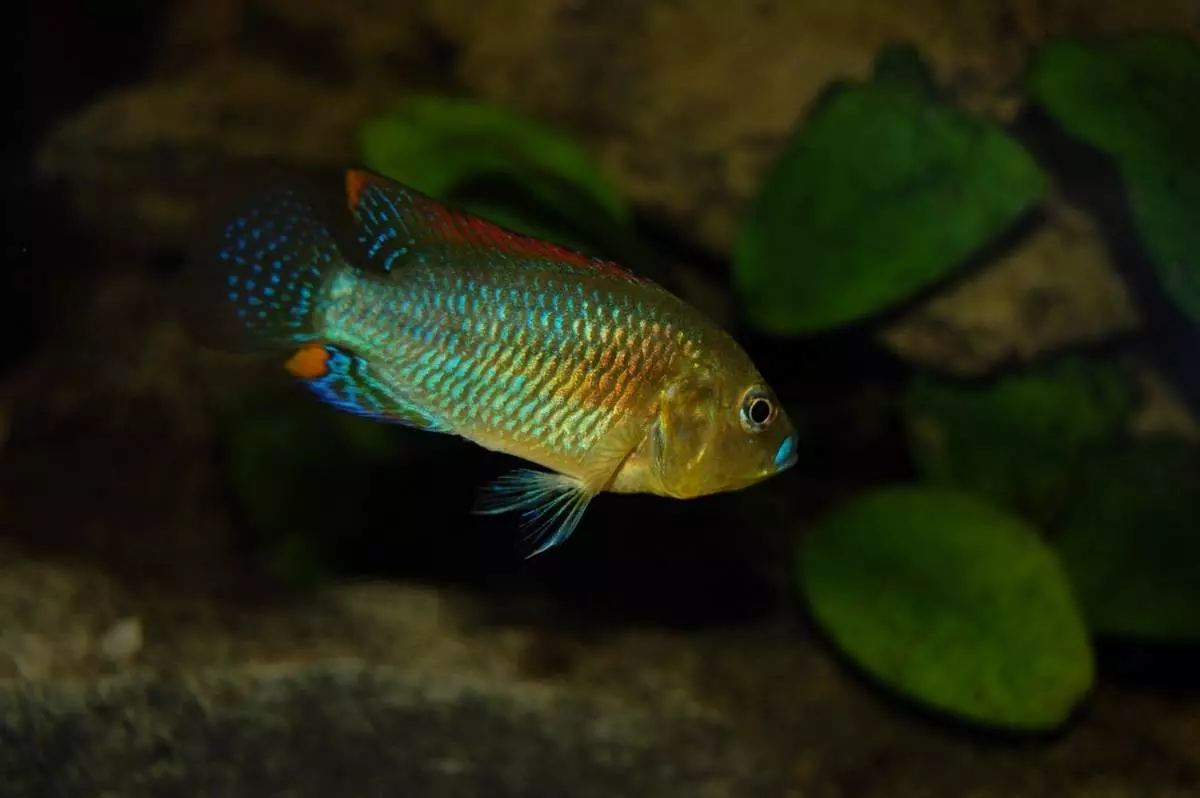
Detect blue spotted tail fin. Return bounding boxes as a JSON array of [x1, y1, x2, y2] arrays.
[[178, 178, 350, 355]]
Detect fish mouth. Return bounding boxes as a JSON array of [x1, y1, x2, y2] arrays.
[[772, 433, 798, 472]]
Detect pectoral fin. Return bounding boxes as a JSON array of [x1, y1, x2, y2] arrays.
[[474, 470, 594, 558], [473, 414, 646, 557]]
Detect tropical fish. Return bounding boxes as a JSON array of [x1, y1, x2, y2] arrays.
[[182, 168, 797, 556]]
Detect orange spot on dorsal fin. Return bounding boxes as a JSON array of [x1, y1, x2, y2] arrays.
[[345, 168, 393, 213], [285, 343, 331, 379]]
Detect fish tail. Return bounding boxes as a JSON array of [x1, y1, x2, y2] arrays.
[[176, 178, 351, 355], [175, 170, 456, 430]]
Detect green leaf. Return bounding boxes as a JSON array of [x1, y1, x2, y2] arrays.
[[735, 70, 1047, 336], [1027, 35, 1200, 322], [903, 356, 1134, 524], [358, 96, 659, 275], [798, 486, 1094, 730], [1052, 440, 1200, 642]]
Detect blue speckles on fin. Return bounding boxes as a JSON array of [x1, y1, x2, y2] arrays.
[[215, 196, 332, 346], [473, 470, 594, 558], [301, 345, 449, 433], [346, 174, 416, 273], [184, 181, 350, 354]]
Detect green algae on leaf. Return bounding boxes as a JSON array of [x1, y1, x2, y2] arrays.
[[734, 52, 1047, 336], [1052, 440, 1200, 642], [358, 96, 656, 273], [798, 486, 1094, 731], [903, 357, 1134, 524], [1027, 34, 1200, 323]]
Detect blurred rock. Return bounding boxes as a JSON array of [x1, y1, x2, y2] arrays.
[[1126, 355, 1200, 443], [0, 548, 128, 681], [878, 202, 1142, 375], [98, 617, 143, 666], [1, 553, 1198, 797], [0, 633, 52, 681], [35, 59, 382, 254]]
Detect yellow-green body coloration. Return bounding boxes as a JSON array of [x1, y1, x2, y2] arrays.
[[184, 168, 797, 556]]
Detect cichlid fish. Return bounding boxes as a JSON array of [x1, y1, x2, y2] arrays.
[[182, 168, 797, 556]]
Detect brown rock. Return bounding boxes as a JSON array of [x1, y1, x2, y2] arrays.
[[878, 202, 1143, 375], [35, 58, 382, 253], [1126, 354, 1200, 442], [2, 549, 1199, 796]]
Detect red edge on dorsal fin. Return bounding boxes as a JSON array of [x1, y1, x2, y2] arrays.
[[346, 167, 644, 282], [423, 197, 642, 281]]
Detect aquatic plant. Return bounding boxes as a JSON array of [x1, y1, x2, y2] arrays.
[[734, 44, 1047, 336]]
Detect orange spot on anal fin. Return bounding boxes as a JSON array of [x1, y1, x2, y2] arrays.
[[286, 344, 331, 379]]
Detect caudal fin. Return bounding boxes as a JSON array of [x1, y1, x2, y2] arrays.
[[177, 177, 350, 355]]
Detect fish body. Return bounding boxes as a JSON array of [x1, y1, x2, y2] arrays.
[[184, 168, 797, 555]]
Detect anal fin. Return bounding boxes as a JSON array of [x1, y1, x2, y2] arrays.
[[287, 342, 448, 432]]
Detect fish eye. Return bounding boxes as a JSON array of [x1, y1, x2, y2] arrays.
[[739, 388, 777, 433]]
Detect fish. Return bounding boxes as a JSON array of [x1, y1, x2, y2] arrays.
[[180, 167, 798, 557]]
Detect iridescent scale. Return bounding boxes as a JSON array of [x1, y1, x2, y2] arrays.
[[320, 264, 701, 463]]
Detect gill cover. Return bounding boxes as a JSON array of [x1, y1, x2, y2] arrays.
[[650, 368, 721, 497]]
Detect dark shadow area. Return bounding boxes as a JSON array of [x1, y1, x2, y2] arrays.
[[227, 417, 787, 631], [4, 0, 175, 374], [1094, 637, 1200, 696]]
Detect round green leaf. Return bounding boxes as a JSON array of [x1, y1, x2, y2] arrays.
[[903, 356, 1134, 524], [798, 486, 1094, 730], [1027, 35, 1200, 322], [735, 79, 1047, 336], [1053, 441, 1200, 642]]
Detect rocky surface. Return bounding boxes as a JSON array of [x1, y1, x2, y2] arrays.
[[878, 201, 1142, 376], [34, 0, 1200, 376], [2, 543, 1199, 797]]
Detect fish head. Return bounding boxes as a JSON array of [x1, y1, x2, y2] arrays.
[[650, 363, 797, 499]]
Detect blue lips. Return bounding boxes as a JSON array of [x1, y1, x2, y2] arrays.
[[773, 433, 797, 470]]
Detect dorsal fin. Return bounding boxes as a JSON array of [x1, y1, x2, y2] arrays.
[[343, 168, 644, 282]]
